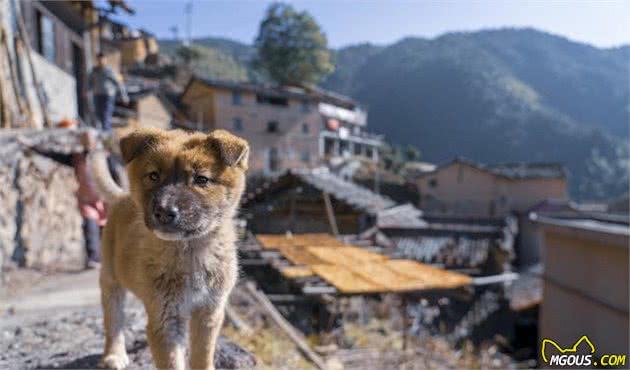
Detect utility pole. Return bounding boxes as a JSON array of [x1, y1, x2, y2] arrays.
[[184, 1, 193, 47]]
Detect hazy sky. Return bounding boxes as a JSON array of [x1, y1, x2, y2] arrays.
[[110, 1, 630, 48]]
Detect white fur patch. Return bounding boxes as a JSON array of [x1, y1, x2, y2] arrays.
[[153, 230, 185, 241]]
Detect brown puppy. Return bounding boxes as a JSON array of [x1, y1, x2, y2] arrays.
[[91, 128, 248, 370]]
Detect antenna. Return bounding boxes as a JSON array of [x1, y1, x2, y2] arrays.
[[184, 1, 193, 47]]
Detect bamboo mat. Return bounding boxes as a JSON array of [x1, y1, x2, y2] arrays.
[[255, 233, 472, 294]]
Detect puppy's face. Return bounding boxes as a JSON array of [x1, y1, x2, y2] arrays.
[[120, 128, 248, 241]]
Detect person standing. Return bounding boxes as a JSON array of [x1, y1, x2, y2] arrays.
[[80, 54, 128, 268], [74, 151, 107, 269], [89, 53, 129, 131]]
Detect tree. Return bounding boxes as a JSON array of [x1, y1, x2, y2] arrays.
[[404, 145, 421, 161], [253, 3, 334, 85], [176, 45, 202, 65]]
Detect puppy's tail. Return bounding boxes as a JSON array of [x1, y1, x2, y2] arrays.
[[88, 150, 127, 203]]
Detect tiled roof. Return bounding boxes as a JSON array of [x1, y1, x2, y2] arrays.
[[488, 162, 565, 179], [190, 76, 359, 109], [418, 157, 566, 180]]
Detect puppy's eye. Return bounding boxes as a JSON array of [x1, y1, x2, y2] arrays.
[[194, 175, 210, 186], [148, 172, 160, 182]]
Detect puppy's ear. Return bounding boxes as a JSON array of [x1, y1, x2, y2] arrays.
[[207, 130, 249, 169], [120, 129, 160, 164]]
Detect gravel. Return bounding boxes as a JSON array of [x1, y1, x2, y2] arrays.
[[0, 298, 257, 369]]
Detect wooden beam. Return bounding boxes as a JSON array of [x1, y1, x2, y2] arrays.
[[303, 285, 337, 295], [225, 305, 253, 335], [239, 258, 269, 266], [16, 7, 50, 127], [401, 295, 409, 350], [245, 282, 328, 370], [267, 294, 309, 304], [472, 272, 519, 286], [322, 192, 339, 236]]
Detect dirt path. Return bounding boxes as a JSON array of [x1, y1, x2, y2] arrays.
[[0, 269, 256, 369]]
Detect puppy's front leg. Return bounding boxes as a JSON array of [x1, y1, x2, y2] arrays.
[[146, 310, 187, 370], [99, 276, 129, 370], [189, 304, 226, 370]]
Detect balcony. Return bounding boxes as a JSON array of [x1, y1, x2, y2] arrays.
[[318, 102, 367, 126]]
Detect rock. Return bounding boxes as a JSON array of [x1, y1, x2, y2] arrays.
[[215, 337, 257, 369]]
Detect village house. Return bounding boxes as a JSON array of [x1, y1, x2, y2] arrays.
[[532, 214, 629, 359], [0, 0, 92, 128], [241, 167, 412, 234], [415, 158, 567, 217], [176, 77, 383, 176]]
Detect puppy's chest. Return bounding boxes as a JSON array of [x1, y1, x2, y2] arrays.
[[187, 266, 222, 307], [154, 263, 225, 309]]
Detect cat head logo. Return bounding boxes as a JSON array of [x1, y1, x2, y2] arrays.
[[541, 336, 595, 367]]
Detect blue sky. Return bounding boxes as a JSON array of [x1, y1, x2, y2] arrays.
[[109, 1, 630, 48]]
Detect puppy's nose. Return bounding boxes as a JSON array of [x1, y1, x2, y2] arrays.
[[154, 205, 179, 225]]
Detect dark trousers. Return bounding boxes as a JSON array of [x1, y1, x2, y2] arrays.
[[83, 218, 100, 262], [94, 94, 115, 131]]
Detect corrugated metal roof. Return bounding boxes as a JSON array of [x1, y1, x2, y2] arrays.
[[292, 168, 397, 214]]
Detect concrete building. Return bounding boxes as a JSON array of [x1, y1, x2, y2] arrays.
[[415, 158, 567, 217], [177, 77, 383, 176], [533, 215, 629, 359]]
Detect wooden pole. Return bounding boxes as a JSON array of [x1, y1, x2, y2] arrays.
[[401, 295, 409, 351], [322, 192, 339, 236], [3, 30, 29, 125], [289, 189, 296, 232], [16, 4, 51, 127], [245, 282, 328, 370], [224, 305, 253, 335], [0, 30, 11, 128], [12, 37, 33, 125]]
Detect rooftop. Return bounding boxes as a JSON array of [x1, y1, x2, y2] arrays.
[[189, 76, 360, 110], [531, 213, 629, 248], [244, 167, 399, 215], [419, 157, 566, 180]]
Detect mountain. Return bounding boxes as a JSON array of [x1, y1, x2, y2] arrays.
[[158, 29, 629, 200]]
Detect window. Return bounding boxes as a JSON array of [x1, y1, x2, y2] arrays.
[[301, 123, 309, 134], [257, 94, 288, 106], [36, 10, 56, 63], [354, 144, 362, 155], [429, 178, 438, 188], [267, 121, 279, 133], [301, 100, 310, 113], [301, 150, 310, 163], [232, 91, 241, 105], [268, 147, 280, 172], [233, 117, 243, 132]]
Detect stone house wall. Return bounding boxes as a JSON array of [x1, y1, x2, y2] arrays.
[[0, 129, 91, 283]]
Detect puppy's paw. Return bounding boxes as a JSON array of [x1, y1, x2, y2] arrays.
[[99, 352, 130, 369]]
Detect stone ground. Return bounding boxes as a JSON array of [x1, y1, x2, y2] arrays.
[[0, 269, 257, 370], [0, 269, 529, 370]]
